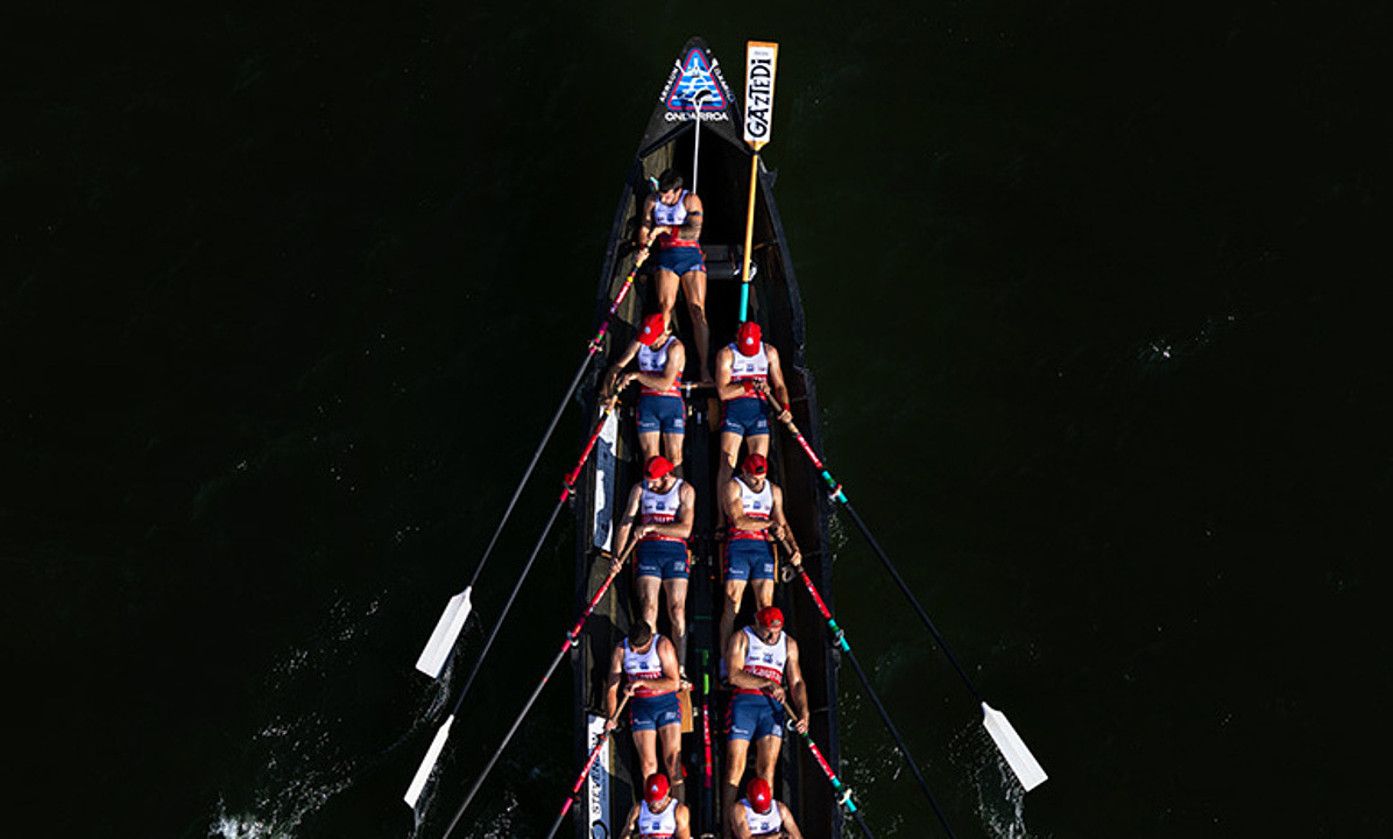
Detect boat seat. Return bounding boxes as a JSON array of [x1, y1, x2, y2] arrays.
[[702, 244, 754, 282]]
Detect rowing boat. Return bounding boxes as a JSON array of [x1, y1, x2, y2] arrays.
[[569, 37, 843, 838]]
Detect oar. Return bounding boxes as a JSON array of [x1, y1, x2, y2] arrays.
[[788, 561, 956, 837], [765, 393, 1048, 792], [439, 539, 638, 839], [770, 694, 875, 838], [415, 250, 649, 679], [403, 395, 621, 808], [689, 88, 712, 194], [738, 41, 779, 322], [541, 693, 632, 839]]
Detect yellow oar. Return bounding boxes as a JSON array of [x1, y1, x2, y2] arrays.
[[738, 40, 778, 322]]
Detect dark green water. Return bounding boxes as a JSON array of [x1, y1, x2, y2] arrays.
[[6, 3, 1387, 837]]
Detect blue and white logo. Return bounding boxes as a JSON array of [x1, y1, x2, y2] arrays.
[[667, 48, 728, 112]]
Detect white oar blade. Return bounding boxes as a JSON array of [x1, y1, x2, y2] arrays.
[[981, 702, 1048, 791], [415, 588, 472, 678], [404, 714, 455, 808]]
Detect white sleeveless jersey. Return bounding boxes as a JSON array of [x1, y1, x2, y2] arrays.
[[640, 479, 685, 543], [651, 190, 689, 226], [736, 625, 789, 696], [741, 798, 784, 837], [638, 335, 683, 397], [623, 635, 674, 697], [727, 342, 769, 386], [637, 798, 678, 838], [729, 476, 773, 542]]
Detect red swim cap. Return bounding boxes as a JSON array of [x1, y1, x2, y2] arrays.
[[741, 452, 768, 475], [644, 772, 670, 804], [736, 321, 762, 356], [756, 606, 784, 628], [639, 313, 667, 347], [747, 777, 773, 814], [644, 455, 675, 479]]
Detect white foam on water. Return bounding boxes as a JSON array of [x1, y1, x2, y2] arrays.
[[209, 592, 437, 838], [948, 722, 1044, 839]]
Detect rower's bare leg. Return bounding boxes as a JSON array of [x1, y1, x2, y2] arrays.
[[655, 268, 680, 327], [636, 574, 662, 632], [638, 430, 661, 463], [720, 577, 748, 664], [632, 728, 660, 782], [659, 722, 684, 801], [661, 431, 684, 471], [751, 578, 775, 610], [754, 733, 781, 784], [662, 576, 689, 669], [717, 431, 743, 526], [681, 270, 711, 381]]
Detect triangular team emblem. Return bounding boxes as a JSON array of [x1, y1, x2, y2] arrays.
[[666, 48, 728, 111]]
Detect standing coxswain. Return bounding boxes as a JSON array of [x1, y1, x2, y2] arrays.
[[637, 168, 711, 381]]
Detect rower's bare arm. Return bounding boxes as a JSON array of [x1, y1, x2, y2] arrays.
[[673, 482, 696, 539], [606, 339, 644, 394], [769, 485, 800, 561], [637, 196, 659, 246], [651, 636, 682, 693], [786, 637, 811, 726], [725, 479, 771, 532], [728, 801, 755, 838], [778, 802, 803, 839], [727, 632, 774, 692], [612, 484, 644, 561], [715, 346, 744, 401], [676, 193, 703, 240], [766, 345, 792, 417], [633, 339, 685, 391], [605, 645, 625, 716], [619, 803, 641, 839], [675, 803, 692, 839]]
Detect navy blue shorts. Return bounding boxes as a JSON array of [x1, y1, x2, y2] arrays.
[[724, 539, 775, 582], [636, 540, 689, 580], [637, 394, 685, 435], [721, 397, 769, 437], [630, 692, 682, 732], [726, 692, 784, 742], [656, 245, 706, 276]]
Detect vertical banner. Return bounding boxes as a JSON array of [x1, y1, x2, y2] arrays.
[[591, 411, 618, 551], [584, 713, 612, 834], [743, 41, 779, 149]]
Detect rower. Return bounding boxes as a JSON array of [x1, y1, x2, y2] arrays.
[[723, 607, 809, 819], [728, 777, 804, 839], [620, 773, 693, 839], [715, 321, 792, 508], [637, 168, 711, 381], [719, 452, 802, 661], [604, 311, 687, 470], [605, 622, 685, 803], [613, 455, 695, 670]]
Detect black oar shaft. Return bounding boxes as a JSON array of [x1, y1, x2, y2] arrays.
[[839, 502, 982, 705], [443, 642, 571, 839], [449, 496, 567, 714], [440, 549, 633, 838], [766, 397, 985, 705], [774, 697, 875, 839], [791, 567, 955, 837], [466, 354, 590, 590]]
